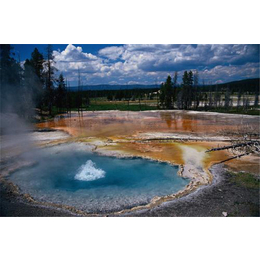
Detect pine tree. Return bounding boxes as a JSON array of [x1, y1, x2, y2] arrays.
[[254, 85, 259, 107], [44, 44, 57, 115], [188, 71, 193, 108], [160, 75, 173, 109], [182, 71, 193, 109], [224, 85, 231, 111], [193, 70, 199, 109], [23, 48, 45, 111], [172, 71, 178, 108], [214, 85, 221, 109], [22, 59, 35, 116], [0, 44, 23, 114], [165, 75, 173, 109], [56, 73, 66, 112], [208, 86, 213, 109], [31, 48, 44, 81]]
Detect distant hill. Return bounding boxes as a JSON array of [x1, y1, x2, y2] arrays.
[[203, 78, 259, 93], [67, 78, 259, 93], [68, 84, 157, 91]]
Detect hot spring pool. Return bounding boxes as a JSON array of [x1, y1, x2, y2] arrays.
[[9, 143, 189, 213]]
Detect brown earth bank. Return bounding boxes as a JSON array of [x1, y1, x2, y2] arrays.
[[0, 165, 259, 217]]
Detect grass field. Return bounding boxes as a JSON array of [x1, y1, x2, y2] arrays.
[[85, 99, 158, 111], [84, 99, 260, 115], [38, 98, 259, 119]]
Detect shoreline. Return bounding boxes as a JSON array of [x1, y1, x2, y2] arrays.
[[1, 110, 258, 216], [1, 163, 259, 217], [0, 150, 207, 216], [0, 137, 216, 216], [125, 164, 259, 217], [0, 132, 257, 216]]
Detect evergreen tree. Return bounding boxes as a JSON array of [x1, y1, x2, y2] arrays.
[[188, 71, 193, 108], [182, 70, 193, 109], [30, 48, 44, 109], [107, 92, 113, 101], [214, 85, 221, 109], [193, 70, 200, 109], [254, 85, 259, 107], [224, 85, 231, 111], [177, 90, 183, 109], [56, 73, 66, 112], [160, 75, 173, 109], [242, 93, 249, 112], [31, 48, 44, 81], [172, 71, 178, 108], [0, 44, 23, 114], [22, 48, 45, 111], [44, 44, 57, 115], [173, 71, 178, 86], [22, 59, 35, 116], [208, 86, 213, 109]]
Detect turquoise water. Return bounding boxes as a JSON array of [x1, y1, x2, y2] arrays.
[[9, 143, 189, 213]]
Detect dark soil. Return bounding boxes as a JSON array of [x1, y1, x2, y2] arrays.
[[0, 181, 74, 217], [124, 165, 259, 217], [0, 165, 259, 217]]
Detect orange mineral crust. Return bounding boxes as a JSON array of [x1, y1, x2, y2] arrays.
[[37, 111, 258, 138], [36, 111, 259, 174]]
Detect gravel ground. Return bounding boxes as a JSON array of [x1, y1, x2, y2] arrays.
[[123, 165, 259, 217], [0, 181, 74, 217]]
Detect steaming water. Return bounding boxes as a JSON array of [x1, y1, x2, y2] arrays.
[[74, 160, 106, 181], [9, 143, 189, 213]]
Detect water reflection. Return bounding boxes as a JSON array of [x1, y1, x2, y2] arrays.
[[37, 111, 259, 138], [160, 112, 172, 128]]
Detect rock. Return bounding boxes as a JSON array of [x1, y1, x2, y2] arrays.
[[222, 211, 228, 217]]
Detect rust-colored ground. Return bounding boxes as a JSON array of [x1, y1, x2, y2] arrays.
[[37, 111, 255, 137], [37, 110, 259, 174]]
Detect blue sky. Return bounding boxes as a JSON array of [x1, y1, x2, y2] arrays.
[[12, 44, 259, 86], [13, 44, 123, 61]]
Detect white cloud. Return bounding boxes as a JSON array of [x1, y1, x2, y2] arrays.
[[200, 62, 259, 83], [52, 44, 259, 85], [98, 46, 125, 60], [53, 44, 104, 78]]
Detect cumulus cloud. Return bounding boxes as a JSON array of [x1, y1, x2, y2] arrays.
[[52, 44, 259, 85], [53, 44, 105, 81], [54, 44, 98, 62], [200, 62, 259, 83], [98, 46, 125, 60]]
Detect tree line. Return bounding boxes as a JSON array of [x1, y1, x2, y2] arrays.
[[1, 44, 259, 117], [159, 71, 259, 111], [0, 44, 69, 117]]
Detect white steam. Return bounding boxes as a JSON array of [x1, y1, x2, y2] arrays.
[[74, 160, 106, 181], [181, 146, 205, 168]]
